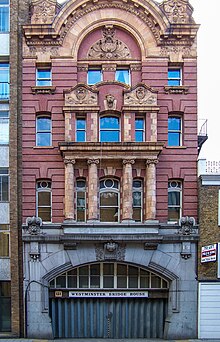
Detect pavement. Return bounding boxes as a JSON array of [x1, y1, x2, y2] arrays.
[[1, 339, 220, 342]]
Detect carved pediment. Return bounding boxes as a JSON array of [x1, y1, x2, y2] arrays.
[[124, 84, 158, 106], [88, 25, 131, 60], [31, 0, 58, 24], [160, 0, 193, 24], [64, 84, 98, 107]]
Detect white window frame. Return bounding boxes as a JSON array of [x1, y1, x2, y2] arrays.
[[168, 180, 182, 223], [76, 117, 86, 142], [87, 67, 102, 85], [0, 0, 9, 33], [0, 109, 9, 144], [168, 67, 182, 86], [132, 179, 143, 222], [115, 67, 131, 85], [99, 178, 120, 222], [36, 180, 52, 223], [36, 68, 52, 86], [0, 63, 9, 99], [99, 115, 120, 142], [36, 116, 52, 146], [168, 115, 182, 147], [0, 224, 10, 258], [0, 168, 9, 202], [76, 179, 86, 222]]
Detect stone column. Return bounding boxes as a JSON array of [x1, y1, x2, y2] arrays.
[[64, 159, 75, 220], [87, 159, 99, 221], [145, 158, 158, 221], [122, 159, 135, 221]]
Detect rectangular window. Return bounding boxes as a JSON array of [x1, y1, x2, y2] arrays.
[[0, 110, 9, 144], [135, 117, 144, 142], [36, 68, 52, 86], [168, 116, 182, 146], [168, 180, 182, 222], [115, 68, 130, 85], [0, 224, 9, 257], [0, 281, 11, 332], [76, 118, 86, 142], [76, 179, 86, 222], [168, 68, 182, 86], [0, 0, 9, 33], [37, 181, 52, 222], [87, 68, 102, 85], [36, 117, 52, 146], [0, 63, 9, 99], [0, 168, 9, 202]]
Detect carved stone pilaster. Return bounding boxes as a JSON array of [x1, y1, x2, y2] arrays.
[[145, 158, 158, 220], [122, 159, 135, 221], [64, 159, 76, 220], [87, 159, 99, 220]]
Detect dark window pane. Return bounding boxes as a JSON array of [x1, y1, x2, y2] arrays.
[[90, 276, 100, 288], [79, 266, 89, 275], [38, 192, 51, 206], [90, 264, 100, 275], [79, 276, 88, 288], [67, 276, 77, 288], [0, 297, 11, 331], [100, 192, 118, 206], [0, 233, 9, 257], [168, 207, 180, 221], [151, 275, 161, 288], [117, 264, 127, 275], [103, 277, 114, 288], [117, 277, 127, 288], [38, 207, 51, 222], [168, 191, 180, 206], [133, 208, 141, 222], [56, 276, 66, 288], [128, 277, 138, 288], [100, 208, 118, 222], [103, 263, 114, 275]]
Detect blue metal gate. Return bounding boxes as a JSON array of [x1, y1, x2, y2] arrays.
[[50, 297, 167, 338]]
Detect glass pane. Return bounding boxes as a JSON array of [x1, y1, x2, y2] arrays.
[[128, 266, 138, 275], [0, 67, 9, 82], [38, 207, 51, 222], [79, 266, 89, 275], [168, 79, 180, 86], [88, 70, 102, 85], [128, 276, 138, 288], [37, 70, 51, 79], [100, 192, 118, 206], [100, 208, 118, 222], [168, 132, 180, 146], [168, 191, 180, 206], [37, 80, 52, 86], [135, 130, 143, 142], [0, 1, 9, 4], [133, 191, 141, 206], [100, 130, 119, 142], [117, 264, 127, 275], [0, 297, 11, 331], [37, 132, 51, 146], [135, 118, 144, 129], [76, 130, 85, 142], [79, 276, 88, 288], [168, 117, 181, 131], [168, 207, 180, 221], [103, 263, 114, 275], [151, 275, 161, 288], [67, 269, 77, 276], [100, 117, 119, 129], [76, 119, 86, 129], [116, 69, 130, 84], [38, 192, 51, 206], [103, 277, 114, 288], [0, 224, 9, 231], [0, 233, 9, 257], [133, 208, 141, 222], [56, 276, 66, 288], [90, 264, 100, 275], [133, 180, 142, 188], [117, 277, 127, 288], [140, 277, 149, 288], [77, 192, 85, 209], [1, 175, 9, 201], [37, 117, 51, 131], [67, 276, 77, 288], [76, 180, 85, 189], [0, 117, 9, 144], [77, 209, 85, 222], [90, 276, 100, 288]]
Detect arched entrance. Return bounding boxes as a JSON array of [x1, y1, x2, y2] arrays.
[[49, 262, 169, 338]]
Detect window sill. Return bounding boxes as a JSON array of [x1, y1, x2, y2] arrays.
[[31, 86, 56, 95], [164, 86, 189, 94], [165, 146, 187, 149], [33, 146, 54, 149]]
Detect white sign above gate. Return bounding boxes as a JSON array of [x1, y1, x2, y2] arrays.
[[69, 291, 149, 298]]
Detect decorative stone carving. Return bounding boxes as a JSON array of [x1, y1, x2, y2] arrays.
[[104, 94, 117, 110], [31, 0, 57, 24], [181, 241, 191, 259], [64, 158, 76, 166], [146, 158, 158, 166], [124, 85, 157, 106], [88, 25, 131, 60], [161, 0, 192, 24], [64, 85, 98, 106], [87, 159, 99, 165], [26, 216, 42, 235], [179, 216, 196, 235], [123, 159, 135, 165], [95, 242, 126, 261], [29, 242, 40, 261]]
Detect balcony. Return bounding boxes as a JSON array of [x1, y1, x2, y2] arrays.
[[198, 119, 208, 155]]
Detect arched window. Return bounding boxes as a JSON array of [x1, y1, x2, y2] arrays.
[[100, 116, 120, 142], [100, 178, 119, 222], [36, 116, 52, 146], [132, 179, 143, 222], [36, 180, 52, 222], [76, 179, 86, 222], [168, 115, 182, 146], [168, 180, 182, 222], [49, 263, 169, 290]]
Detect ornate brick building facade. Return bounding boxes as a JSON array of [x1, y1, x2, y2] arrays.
[[22, 0, 199, 339]]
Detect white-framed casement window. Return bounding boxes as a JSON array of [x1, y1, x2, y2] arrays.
[[49, 263, 169, 290], [0, 63, 9, 99], [36, 116, 52, 146], [36, 180, 52, 222], [76, 118, 86, 142], [36, 68, 52, 86], [168, 67, 182, 86], [135, 117, 145, 142], [132, 179, 143, 222], [0, 109, 9, 144], [99, 178, 120, 222], [87, 67, 102, 85], [168, 115, 182, 146], [100, 116, 120, 142], [168, 180, 182, 222], [115, 67, 130, 85], [76, 179, 86, 222], [0, 168, 9, 202], [0, 0, 9, 33], [0, 224, 9, 257]]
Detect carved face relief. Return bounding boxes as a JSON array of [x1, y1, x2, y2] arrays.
[[136, 87, 146, 100], [76, 87, 87, 101]]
